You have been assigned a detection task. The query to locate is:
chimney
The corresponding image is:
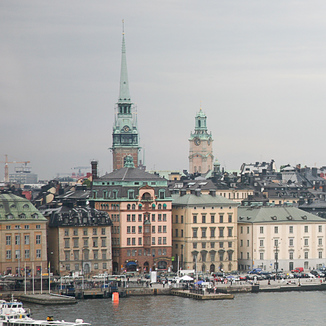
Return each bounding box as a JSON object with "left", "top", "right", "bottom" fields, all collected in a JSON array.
[
  {"left": 180, "top": 189, "right": 186, "bottom": 197},
  {"left": 209, "top": 189, "right": 216, "bottom": 197},
  {"left": 195, "top": 189, "right": 201, "bottom": 197},
  {"left": 91, "top": 160, "right": 98, "bottom": 180}
]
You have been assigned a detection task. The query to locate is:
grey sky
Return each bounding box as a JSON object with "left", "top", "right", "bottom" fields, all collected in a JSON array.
[{"left": 1, "top": 0, "right": 326, "bottom": 181}]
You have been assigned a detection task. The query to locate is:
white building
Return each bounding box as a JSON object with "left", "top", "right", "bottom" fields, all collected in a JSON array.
[{"left": 238, "top": 206, "right": 326, "bottom": 272}]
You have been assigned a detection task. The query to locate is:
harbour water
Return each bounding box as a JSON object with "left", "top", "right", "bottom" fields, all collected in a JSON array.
[{"left": 26, "top": 292, "right": 326, "bottom": 325}]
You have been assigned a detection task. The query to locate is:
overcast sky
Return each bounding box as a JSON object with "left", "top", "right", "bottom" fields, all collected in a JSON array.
[{"left": 1, "top": 0, "right": 326, "bottom": 181}]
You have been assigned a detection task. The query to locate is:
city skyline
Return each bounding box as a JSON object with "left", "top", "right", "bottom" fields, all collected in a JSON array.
[{"left": 2, "top": 1, "right": 326, "bottom": 180}]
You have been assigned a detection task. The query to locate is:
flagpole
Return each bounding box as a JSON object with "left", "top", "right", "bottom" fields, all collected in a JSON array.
[
  {"left": 24, "top": 262, "right": 26, "bottom": 294},
  {"left": 32, "top": 262, "right": 34, "bottom": 294},
  {"left": 40, "top": 263, "right": 43, "bottom": 294},
  {"left": 48, "top": 262, "right": 51, "bottom": 294}
]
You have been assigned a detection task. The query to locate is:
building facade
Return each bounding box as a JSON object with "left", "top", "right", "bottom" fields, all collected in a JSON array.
[
  {"left": 238, "top": 206, "right": 326, "bottom": 272},
  {"left": 90, "top": 156, "right": 173, "bottom": 274},
  {"left": 45, "top": 206, "right": 112, "bottom": 276},
  {"left": 111, "top": 30, "right": 140, "bottom": 170},
  {"left": 172, "top": 190, "right": 238, "bottom": 273},
  {"left": 189, "top": 108, "right": 214, "bottom": 174},
  {"left": 0, "top": 193, "right": 47, "bottom": 275}
]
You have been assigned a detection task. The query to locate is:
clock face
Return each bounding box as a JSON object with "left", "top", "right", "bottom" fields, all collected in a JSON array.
[
  {"left": 194, "top": 138, "right": 201, "bottom": 146},
  {"left": 123, "top": 125, "right": 130, "bottom": 132}
]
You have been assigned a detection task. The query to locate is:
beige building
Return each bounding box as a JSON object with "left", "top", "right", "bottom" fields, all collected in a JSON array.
[
  {"left": 238, "top": 206, "right": 326, "bottom": 272},
  {"left": 172, "top": 190, "right": 238, "bottom": 273},
  {"left": 45, "top": 206, "right": 112, "bottom": 276},
  {"left": 0, "top": 193, "right": 47, "bottom": 275}
]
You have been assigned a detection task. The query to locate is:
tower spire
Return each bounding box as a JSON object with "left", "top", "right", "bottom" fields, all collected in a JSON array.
[{"left": 119, "top": 20, "right": 131, "bottom": 103}]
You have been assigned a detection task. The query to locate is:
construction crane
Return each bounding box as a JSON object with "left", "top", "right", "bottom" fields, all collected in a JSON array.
[{"left": 0, "top": 154, "right": 30, "bottom": 183}]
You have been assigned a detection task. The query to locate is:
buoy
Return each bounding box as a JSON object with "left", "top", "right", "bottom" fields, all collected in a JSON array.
[{"left": 112, "top": 292, "right": 119, "bottom": 303}]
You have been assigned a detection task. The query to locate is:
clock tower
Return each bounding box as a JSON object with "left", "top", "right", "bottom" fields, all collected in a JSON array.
[
  {"left": 189, "top": 107, "right": 214, "bottom": 174},
  {"left": 111, "top": 27, "right": 140, "bottom": 170}
]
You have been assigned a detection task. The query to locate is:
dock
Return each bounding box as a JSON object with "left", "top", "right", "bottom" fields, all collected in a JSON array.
[
  {"left": 18, "top": 293, "right": 77, "bottom": 305},
  {"left": 171, "top": 289, "right": 234, "bottom": 300}
]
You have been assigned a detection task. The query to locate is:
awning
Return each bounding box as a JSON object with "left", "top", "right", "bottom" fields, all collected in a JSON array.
[{"left": 126, "top": 261, "right": 137, "bottom": 267}]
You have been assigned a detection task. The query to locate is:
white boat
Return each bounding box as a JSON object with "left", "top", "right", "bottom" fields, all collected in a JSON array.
[
  {"left": 0, "top": 299, "right": 30, "bottom": 317},
  {"left": 1, "top": 316, "right": 90, "bottom": 326},
  {"left": 0, "top": 312, "right": 30, "bottom": 326}
]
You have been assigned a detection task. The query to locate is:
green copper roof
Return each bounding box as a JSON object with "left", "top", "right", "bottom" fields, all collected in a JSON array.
[
  {"left": 172, "top": 193, "right": 238, "bottom": 206},
  {"left": 0, "top": 193, "right": 47, "bottom": 221},
  {"left": 118, "top": 32, "right": 131, "bottom": 104}
]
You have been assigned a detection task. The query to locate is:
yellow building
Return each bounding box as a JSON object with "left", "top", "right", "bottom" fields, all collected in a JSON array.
[
  {"left": 0, "top": 193, "right": 47, "bottom": 275},
  {"left": 172, "top": 190, "right": 238, "bottom": 273}
]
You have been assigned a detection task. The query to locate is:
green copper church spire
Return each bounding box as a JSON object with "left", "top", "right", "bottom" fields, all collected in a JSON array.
[{"left": 118, "top": 20, "right": 131, "bottom": 103}]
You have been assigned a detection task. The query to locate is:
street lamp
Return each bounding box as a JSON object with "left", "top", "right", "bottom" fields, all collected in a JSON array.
[{"left": 274, "top": 239, "right": 280, "bottom": 275}]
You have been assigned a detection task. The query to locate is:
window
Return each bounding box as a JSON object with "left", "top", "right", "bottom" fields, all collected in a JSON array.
[
  {"left": 65, "top": 239, "right": 70, "bottom": 248},
  {"left": 158, "top": 237, "right": 162, "bottom": 245},
  {"left": 84, "top": 239, "right": 88, "bottom": 246},
  {"left": 193, "top": 228, "right": 198, "bottom": 238},
  {"left": 175, "top": 215, "right": 178, "bottom": 223},
  {"left": 138, "top": 226, "right": 142, "bottom": 234},
  {"left": 101, "top": 238, "right": 106, "bottom": 247},
  {"left": 247, "top": 227, "right": 249, "bottom": 234},
  {"left": 127, "top": 226, "right": 131, "bottom": 234},
  {"left": 181, "top": 216, "right": 184, "bottom": 223},
  {"left": 260, "top": 227, "right": 264, "bottom": 234},
  {"left": 36, "top": 235, "right": 41, "bottom": 245},
  {"left": 158, "top": 214, "right": 162, "bottom": 221},
  {"left": 163, "top": 237, "right": 167, "bottom": 245},
  {"left": 15, "top": 235, "right": 20, "bottom": 245},
  {"left": 193, "top": 215, "right": 197, "bottom": 223},
  {"left": 289, "top": 238, "right": 294, "bottom": 246},
  {"left": 228, "top": 227, "right": 232, "bottom": 237},
  {"left": 101, "top": 228, "right": 106, "bottom": 235},
  {"left": 201, "top": 227, "right": 207, "bottom": 238},
  {"left": 132, "top": 238, "right": 136, "bottom": 245},
  {"left": 6, "top": 250, "right": 11, "bottom": 259},
  {"left": 36, "top": 225, "right": 41, "bottom": 229},
  {"left": 211, "top": 242, "right": 215, "bottom": 248},
  {"left": 6, "top": 235, "right": 11, "bottom": 245},
  {"left": 193, "top": 243, "right": 197, "bottom": 249},
  {"left": 138, "top": 214, "right": 142, "bottom": 222},
  {"left": 24, "top": 225, "right": 29, "bottom": 229},
  {"left": 152, "top": 237, "right": 155, "bottom": 245},
  {"left": 94, "top": 263, "right": 98, "bottom": 270},
  {"left": 319, "top": 251, "right": 322, "bottom": 259},
  {"left": 202, "top": 215, "right": 206, "bottom": 223},
  {"left": 25, "top": 249, "right": 30, "bottom": 259},
  {"left": 289, "top": 251, "right": 294, "bottom": 260},
  {"left": 132, "top": 226, "right": 136, "bottom": 234},
  {"left": 175, "top": 229, "right": 178, "bottom": 237},
  {"left": 83, "top": 229, "right": 88, "bottom": 236},
  {"left": 318, "top": 238, "right": 322, "bottom": 246},
  {"left": 274, "top": 239, "right": 278, "bottom": 247},
  {"left": 127, "top": 215, "right": 131, "bottom": 222},
  {"left": 163, "top": 214, "right": 167, "bottom": 221},
  {"left": 289, "top": 226, "right": 293, "bottom": 233},
  {"left": 247, "top": 252, "right": 250, "bottom": 259},
  {"left": 202, "top": 242, "right": 206, "bottom": 249},
  {"left": 211, "top": 215, "right": 215, "bottom": 223},
  {"left": 228, "top": 214, "right": 232, "bottom": 223},
  {"left": 6, "top": 226, "right": 11, "bottom": 230},
  {"left": 260, "top": 252, "right": 264, "bottom": 260},
  {"left": 274, "top": 226, "right": 278, "bottom": 234},
  {"left": 163, "top": 226, "right": 167, "bottom": 233},
  {"left": 260, "top": 239, "right": 264, "bottom": 247},
  {"left": 73, "top": 229, "right": 78, "bottom": 236},
  {"left": 319, "top": 225, "right": 322, "bottom": 233},
  {"left": 219, "top": 214, "right": 224, "bottom": 223},
  {"left": 240, "top": 226, "right": 243, "bottom": 234},
  {"left": 127, "top": 238, "right": 131, "bottom": 246},
  {"left": 219, "top": 227, "right": 224, "bottom": 237},
  {"left": 304, "top": 238, "right": 309, "bottom": 246},
  {"left": 240, "top": 239, "right": 243, "bottom": 247},
  {"left": 138, "top": 237, "right": 142, "bottom": 245},
  {"left": 152, "top": 226, "right": 156, "bottom": 233},
  {"left": 247, "top": 240, "right": 250, "bottom": 247},
  {"left": 36, "top": 249, "right": 41, "bottom": 258},
  {"left": 158, "top": 226, "right": 162, "bottom": 233},
  {"left": 304, "top": 251, "right": 308, "bottom": 259},
  {"left": 304, "top": 226, "right": 308, "bottom": 233},
  {"left": 93, "top": 228, "right": 97, "bottom": 235},
  {"left": 228, "top": 242, "right": 232, "bottom": 248},
  {"left": 219, "top": 242, "right": 223, "bottom": 248},
  {"left": 210, "top": 227, "right": 215, "bottom": 238}
]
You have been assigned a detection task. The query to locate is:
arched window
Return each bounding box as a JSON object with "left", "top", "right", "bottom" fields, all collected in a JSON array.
[
  {"left": 127, "top": 204, "right": 131, "bottom": 210},
  {"left": 158, "top": 204, "right": 162, "bottom": 210},
  {"left": 132, "top": 204, "right": 136, "bottom": 210}
]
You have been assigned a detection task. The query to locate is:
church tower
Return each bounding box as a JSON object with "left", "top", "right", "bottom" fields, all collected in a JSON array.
[
  {"left": 189, "top": 107, "right": 214, "bottom": 174},
  {"left": 111, "top": 26, "right": 140, "bottom": 170}
]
